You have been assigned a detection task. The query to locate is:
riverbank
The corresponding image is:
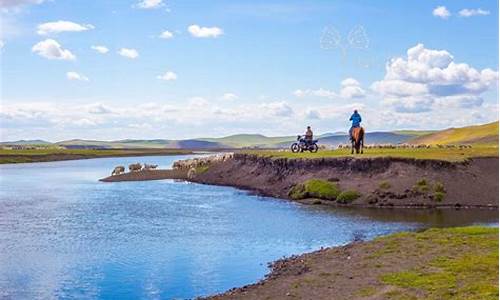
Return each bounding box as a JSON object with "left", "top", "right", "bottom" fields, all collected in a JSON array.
[
  {"left": 0, "top": 148, "right": 194, "bottom": 164},
  {"left": 205, "top": 226, "right": 498, "bottom": 300},
  {"left": 184, "top": 153, "right": 498, "bottom": 209}
]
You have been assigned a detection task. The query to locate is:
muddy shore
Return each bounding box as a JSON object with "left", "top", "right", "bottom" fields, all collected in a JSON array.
[{"left": 187, "top": 154, "right": 499, "bottom": 209}]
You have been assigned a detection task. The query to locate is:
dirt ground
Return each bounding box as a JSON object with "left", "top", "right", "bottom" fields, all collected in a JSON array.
[
  {"left": 192, "top": 154, "right": 499, "bottom": 208},
  {"left": 203, "top": 227, "right": 498, "bottom": 300}
]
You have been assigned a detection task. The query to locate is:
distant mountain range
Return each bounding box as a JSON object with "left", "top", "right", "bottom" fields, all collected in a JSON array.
[{"left": 2, "top": 121, "right": 498, "bottom": 149}]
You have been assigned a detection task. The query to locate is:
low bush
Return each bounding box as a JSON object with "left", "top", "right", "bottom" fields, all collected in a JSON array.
[
  {"left": 434, "top": 191, "right": 445, "bottom": 202},
  {"left": 378, "top": 181, "right": 391, "bottom": 190},
  {"left": 434, "top": 182, "right": 446, "bottom": 193},
  {"left": 288, "top": 179, "right": 341, "bottom": 201},
  {"left": 337, "top": 190, "right": 361, "bottom": 204}
]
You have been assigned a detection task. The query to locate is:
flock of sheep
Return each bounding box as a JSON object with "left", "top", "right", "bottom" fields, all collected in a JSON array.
[{"left": 111, "top": 163, "right": 158, "bottom": 176}]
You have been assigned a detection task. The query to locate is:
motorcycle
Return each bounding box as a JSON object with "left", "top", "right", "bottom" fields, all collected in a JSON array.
[{"left": 290, "top": 135, "right": 319, "bottom": 153}]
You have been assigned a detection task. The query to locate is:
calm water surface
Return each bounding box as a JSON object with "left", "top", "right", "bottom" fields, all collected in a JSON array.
[{"left": 0, "top": 155, "right": 497, "bottom": 299}]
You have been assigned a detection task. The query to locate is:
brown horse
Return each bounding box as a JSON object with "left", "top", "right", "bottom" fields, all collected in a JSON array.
[{"left": 351, "top": 127, "right": 364, "bottom": 154}]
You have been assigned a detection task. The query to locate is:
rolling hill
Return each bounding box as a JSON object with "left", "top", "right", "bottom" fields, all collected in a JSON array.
[
  {"left": 3, "top": 121, "right": 497, "bottom": 149},
  {"left": 408, "top": 121, "right": 499, "bottom": 145}
]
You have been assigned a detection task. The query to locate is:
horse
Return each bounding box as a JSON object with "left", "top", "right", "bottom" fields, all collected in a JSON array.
[
  {"left": 351, "top": 127, "right": 364, "bottom": 154},
  {"left": 111, "top": 166, "right": 125, "bottom": 176}
]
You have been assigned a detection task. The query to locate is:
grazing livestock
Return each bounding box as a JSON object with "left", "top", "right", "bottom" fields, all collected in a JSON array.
[
  {"left": 143, "top": 164, "right": 158, "bottom": 170},
  {"left": 129, "top": 163, "right": 142, "bottom": 172},
  {"left": 112, "top": 166, "right": 125, "bottom": 176}
]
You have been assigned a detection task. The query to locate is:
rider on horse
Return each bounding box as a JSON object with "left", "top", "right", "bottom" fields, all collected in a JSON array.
[{"left": 349, "top": 110, "right": 362, "bottom": 142}]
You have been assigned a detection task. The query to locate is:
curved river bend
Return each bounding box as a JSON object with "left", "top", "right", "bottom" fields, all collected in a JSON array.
[{"left": 0, "top": 155, "right": 497, "bottom": 299}]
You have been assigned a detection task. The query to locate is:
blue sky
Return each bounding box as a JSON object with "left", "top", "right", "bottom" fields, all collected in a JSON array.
[{"left": 0, "top": 0, "right": 498, "bottom": 141}]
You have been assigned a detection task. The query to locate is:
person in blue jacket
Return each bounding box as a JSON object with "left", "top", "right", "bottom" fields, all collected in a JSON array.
[{"left": 349, "top": 109, "right": 362, "bottom": 141}]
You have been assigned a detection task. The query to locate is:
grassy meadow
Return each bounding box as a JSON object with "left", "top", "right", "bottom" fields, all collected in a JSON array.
[
  {"left": 242, "top": 146, "right": 499, "bottom": 162},
  {"left": 0, "top": 148, "right": 193, "bottom": 164}
]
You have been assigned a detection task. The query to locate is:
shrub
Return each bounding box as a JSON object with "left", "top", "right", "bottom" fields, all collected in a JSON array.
[
  {"left": 434, "top": 191, "right": 445, "bottom": 202},
  {"left": 434, "top": 182, "right": 446, "bottom": 193},
  {"left": 379, "top": 181, "right": 391, "bottom": 190},
  {"left": 288, "top": 179, "right": 341, "bottom": 200},
  {"left": 337, "top": 190, "right": 361, "bottom": 204},
  {"left": 416, "top": 178, "right": 427, "bottom": 186}
]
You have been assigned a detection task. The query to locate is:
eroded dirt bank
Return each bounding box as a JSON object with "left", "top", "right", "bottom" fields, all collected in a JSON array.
[{"left": 185, "top": 154, "right": 499, "bottom": 208}]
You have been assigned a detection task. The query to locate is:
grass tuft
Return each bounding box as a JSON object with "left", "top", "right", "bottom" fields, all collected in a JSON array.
[
  {"left": 337, "top": 190, "right": 361, "bottom": 204},
  {"left": 379, "top": 181, "right": 391, "bottom": 190},
  {"left": 288, "top": 179, "right": 341, "bottom": 201}
]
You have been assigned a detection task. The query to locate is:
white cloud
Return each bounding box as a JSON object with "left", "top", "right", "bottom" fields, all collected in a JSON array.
[
  {"left": 459, "top": 8, "right": 490, "bottom": 17},
  {"left": 339, "top": 78, "right": 366, "bottom": 99},
  {"left": 66, "top": 71, "right": 89, "bottom": 81},
  {"left": 188, "top": 25, "right": 223, "bottom": 38},
  {"left": 37, "top": 21, "right": 94, "bottom": 35},
  {"left": 118, "top": 48, "right": 139, "bottom": 59},
  {"left": 159, "top": 30, "right": 173, "bottom": 39},
  {"left": 293, "top": 88, "right": 336, "bottom": 99},
  {"left": 0, "top": 40, "right": 4, "bottom": 50},
  {"left": 32, "top": 39, "right": 75, "bottom": 60},
  {"left": 157, "top": 71, "right": 177, "bottom": 81},
  {"left": 259, "top": 101, "right": 294, "bottom": 117},
  {"left": 222, "top": 93, "right": 238, "bottom": 101},
  {"left": 135, "top": 0, "right": 163, "bottom": 9},
  {"left": 91, "top": 45, "right": 109, "bottom": 54},
  {"left": 294, "top": 78, "right": 365, "bottom": 100},
  {"left": 372, "top": 43, "right": 498, "bottom": 113},
  {"left": 433, "top": 6, "right": 451, "bottom": 19},
  {"left": 305, "top": 109, "right": 321, "bottom": 119},
  {"left": 0, "top": 0, "right": 45, "bottom": 8},
  {"left": 86, "top": 103, "right": 113, "bottom": 114}
]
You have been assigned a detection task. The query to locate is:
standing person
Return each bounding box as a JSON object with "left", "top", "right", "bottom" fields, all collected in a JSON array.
[
  {"left": 349, "top": 110, "right": 362, "bottom": 141},
  {"left": 305, "top": 126, "right": 313, "bottom": 145}
]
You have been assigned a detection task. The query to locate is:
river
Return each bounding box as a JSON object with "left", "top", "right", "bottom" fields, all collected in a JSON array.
[{"left": 0, "top": 155, "right": 497, "bottom": 299}]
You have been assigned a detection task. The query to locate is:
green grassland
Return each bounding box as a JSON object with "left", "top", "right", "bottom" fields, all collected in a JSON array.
[
  {"left": 373, "top": 226, "right": 498, "bottom": 300},
  {"left": 409, "top": 121, "right": 499, "bottom": 146},
  {"left": 242, "top": 146, "right": 498, "bottom": 162},
  {"left": 0, "top": 148, "right": 193, "bottom": 164}
]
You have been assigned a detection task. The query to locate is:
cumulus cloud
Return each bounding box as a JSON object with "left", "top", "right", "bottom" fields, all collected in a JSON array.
[
  {"left": 157, "top": 71, "right": 177, "bottom": 81},
  {"left": 91, "top": 45, "right": 109, "bottom": 54},
  {"left": 32, "top": 39, "right": 75, "bottom": 60},
  {"left": 66, "top": 71, "right": 89, "bottom": 81},
  {"left": 433, "top": 6, "right": 451, "bottom": 19},
  {"left": 294, "top": 78, "right": 365, "bottom": 100},
  {"left": 37, "top": 21, "right": 94, "bottom": 35},
  {"left": 118, "top": 48, "right": 138, "bottom": 59},
  {"left": 86, "top": 103, "right": 113, "bottom": 114},
  {"left": 222, "top": 93, "right": 238, "bottom": 101},
  {"left": 372, "top": 43, "right": 498, "bottom": 112},
  {"left": 159, "top": 30, "right": 173, "bottom": 39},
  {"left": 188, "top": 25, "right": 223, "bottom": 38},
  {"left": 459, "top": 8, "right": 490, "bottom": 17},
  {"left": 339, "top": 78, "right": 366, "bottom": 99},
  {"left": 259, "top": 101, "right": 294, "bottom": 117},
  {"left": 293, "top": 88, "right": 336, "bottom": 99},
  {"left": 135, "top": 0, "right": 163, "bottom": 9},
  {"left": 0, "top": 40, "right": 4, "bottom": 50},
  {"left": 305, "top": 109, "right": 321, "bottom": 119}
]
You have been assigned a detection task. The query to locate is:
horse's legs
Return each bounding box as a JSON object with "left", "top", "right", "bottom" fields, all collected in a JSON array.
[
  {"left": 361, "top": 138, "right": 364, "bottom": 154},
  {"left": 351, "top": 142, "right": 354, "bottom": 154}
]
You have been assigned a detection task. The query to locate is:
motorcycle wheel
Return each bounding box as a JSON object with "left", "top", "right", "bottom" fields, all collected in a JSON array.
[
  {"left": 310, "top": 144, "right": 319, "bottom": 153},
  {"left": 291, "top": 143, "right": 300, "bottom": 153}
]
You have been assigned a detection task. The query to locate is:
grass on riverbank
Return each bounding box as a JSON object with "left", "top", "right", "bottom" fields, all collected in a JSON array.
[
  {"left": 242, "top": 146, "right": 498, "bottom": 162},
  {"left": 210, "top": 226, "right": 498, "bottom": 299},
  {"left": 0, "top": 148, "right": 194, "bottom": 164}
]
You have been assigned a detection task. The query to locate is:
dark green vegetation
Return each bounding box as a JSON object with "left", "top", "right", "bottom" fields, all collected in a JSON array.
[
  {"left": 244, "top": 146, "right": 498, "bottom": 162},
  {"left": 378, "top": 227, "right": 498, "bottom": 299},
  {"left": 288, "top": 179, "right": 361, "bottom": 204},
  {"left": 411, "top": 178, "right": 447, "bottom": 202},
  {"left": 409, "top": 121, "right": 499, "bottom": 146},
  {"left": 336, "top": 190, "right": 361, "bottom": 203},
  {"left": 288, "top": 179, "right": 341, "bottom": 201},
  {"left": 0, "top": 148, "right": 192, "bottom": 164}
]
